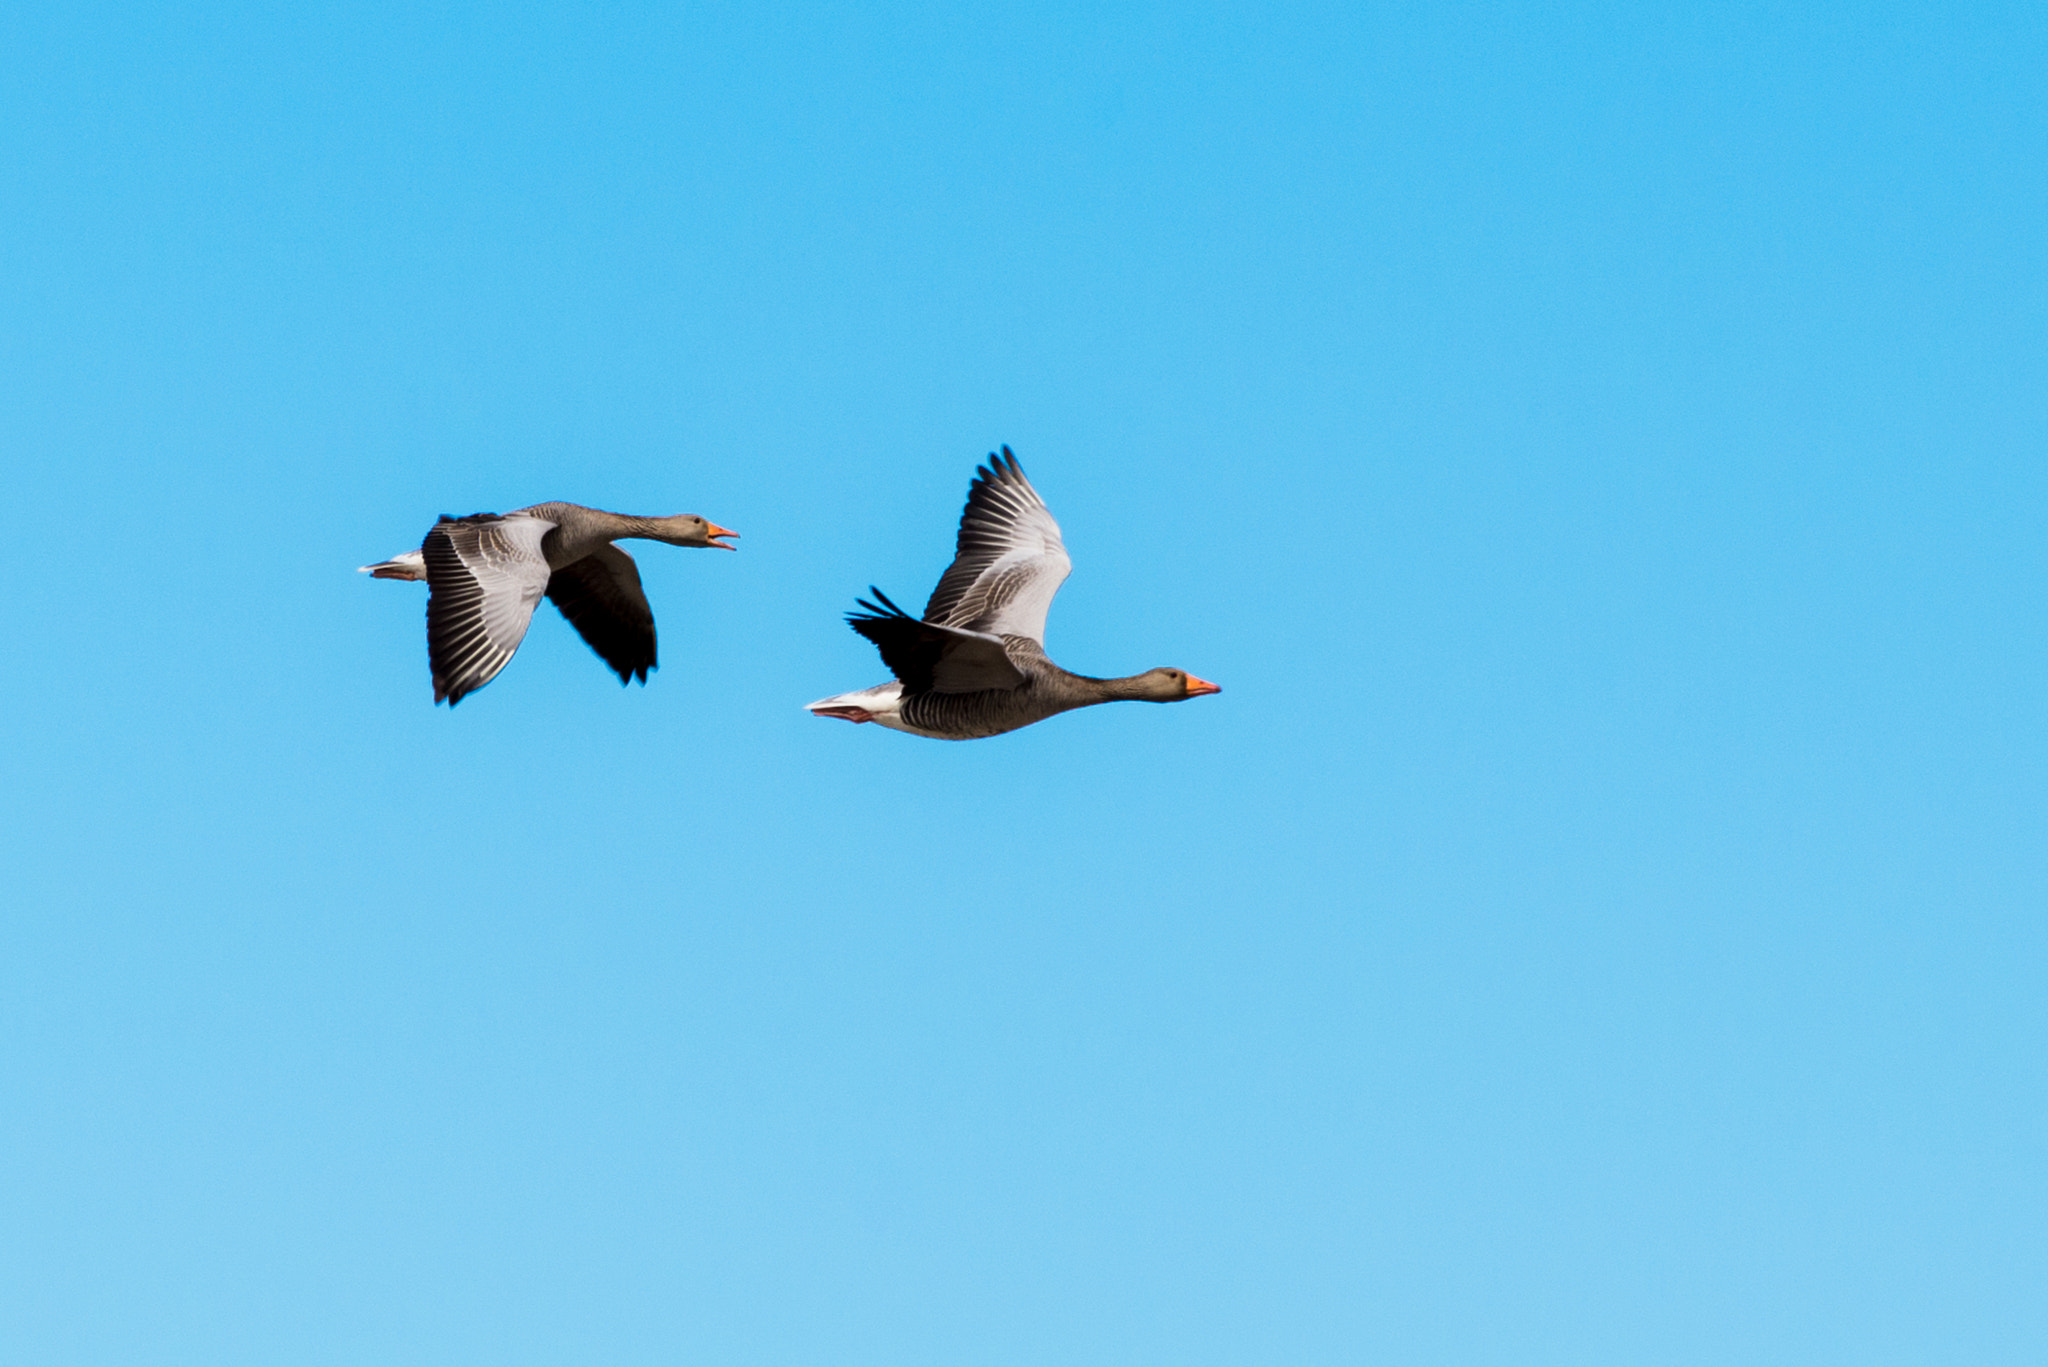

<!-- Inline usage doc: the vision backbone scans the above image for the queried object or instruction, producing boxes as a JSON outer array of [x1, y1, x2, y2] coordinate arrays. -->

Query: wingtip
[[849, 586, 912, 623], [969, 445, 1025, 492]]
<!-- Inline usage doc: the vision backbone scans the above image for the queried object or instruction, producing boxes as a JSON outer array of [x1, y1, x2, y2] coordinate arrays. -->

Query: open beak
[[707, 522, 739, 550], [1185, 674, 1221, 697]]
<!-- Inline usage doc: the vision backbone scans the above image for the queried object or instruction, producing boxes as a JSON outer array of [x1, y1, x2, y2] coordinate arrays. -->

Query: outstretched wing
[[920, 447, 1071, 644], [849, 588, 1025, 694], [422, 512, 555, 705], [546, 544, 657, 686]]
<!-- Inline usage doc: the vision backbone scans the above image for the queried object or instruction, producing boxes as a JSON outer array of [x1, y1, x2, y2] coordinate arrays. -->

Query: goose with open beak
[[360, 502, 736, 704]]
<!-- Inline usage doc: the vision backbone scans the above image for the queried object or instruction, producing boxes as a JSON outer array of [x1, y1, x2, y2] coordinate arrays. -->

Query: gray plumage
[[363, 502, 735, 705], [808, 448, 1218, 739]]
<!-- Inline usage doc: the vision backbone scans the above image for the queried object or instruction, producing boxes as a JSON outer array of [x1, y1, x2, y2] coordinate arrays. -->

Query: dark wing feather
[[848, 588, 1025, 695], [546, 544, 658, 686]]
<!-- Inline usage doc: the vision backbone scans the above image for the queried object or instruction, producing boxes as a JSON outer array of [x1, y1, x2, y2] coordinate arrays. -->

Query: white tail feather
[[806, 682, 903, 722], [359, 549, 427, 581]]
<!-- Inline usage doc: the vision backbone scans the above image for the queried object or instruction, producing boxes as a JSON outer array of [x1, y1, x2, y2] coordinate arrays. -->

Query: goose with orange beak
[[360, 502, 736, 704], [807, 448, 1219, 740]]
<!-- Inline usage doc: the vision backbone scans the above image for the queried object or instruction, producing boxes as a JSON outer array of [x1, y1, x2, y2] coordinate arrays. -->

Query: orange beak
[[707, 522, 739, 550], [1185, 674, 1221, 697]]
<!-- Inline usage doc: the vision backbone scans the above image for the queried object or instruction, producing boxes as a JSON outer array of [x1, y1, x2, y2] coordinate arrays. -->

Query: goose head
[[1133, 668, 1221, 702], [652, 514, 739, 550]]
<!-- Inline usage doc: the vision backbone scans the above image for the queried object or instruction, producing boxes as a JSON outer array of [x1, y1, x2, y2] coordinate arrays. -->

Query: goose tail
[[359, 549, 427, 581], [806, 682, 903, 725]]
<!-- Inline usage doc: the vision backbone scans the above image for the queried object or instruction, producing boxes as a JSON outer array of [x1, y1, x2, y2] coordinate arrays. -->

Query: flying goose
[[361, 502, 736, 704], [807, 448, 1219, 739]]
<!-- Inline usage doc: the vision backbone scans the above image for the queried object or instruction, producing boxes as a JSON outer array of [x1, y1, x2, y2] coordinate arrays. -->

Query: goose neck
[[1063, 671, 1149, 703]]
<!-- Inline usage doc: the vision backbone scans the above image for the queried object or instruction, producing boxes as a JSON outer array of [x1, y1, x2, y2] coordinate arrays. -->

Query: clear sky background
[[2, 2, 2044, 1363]]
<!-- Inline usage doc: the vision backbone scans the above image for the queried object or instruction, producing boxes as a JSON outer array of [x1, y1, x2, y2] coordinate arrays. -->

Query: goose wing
[[546, 544, 657, 686], [849, 589, 1025, 694], [920, 447, 1071, 644], [422, 512, 555, 705]]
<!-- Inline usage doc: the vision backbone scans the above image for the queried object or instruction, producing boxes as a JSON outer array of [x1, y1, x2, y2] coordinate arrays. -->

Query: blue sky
[[2, 1, 2044, 1362]]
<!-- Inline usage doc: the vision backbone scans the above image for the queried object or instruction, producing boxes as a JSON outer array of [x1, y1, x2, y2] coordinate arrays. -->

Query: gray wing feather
[[926, 623, 1027, 692], [921, 448, 1071, 645], [423, 513, 555, 704]]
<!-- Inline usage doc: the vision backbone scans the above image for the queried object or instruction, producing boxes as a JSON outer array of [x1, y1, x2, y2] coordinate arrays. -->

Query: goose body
[[362, 501, 735, 705], [807, 449, 1217, 740]]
